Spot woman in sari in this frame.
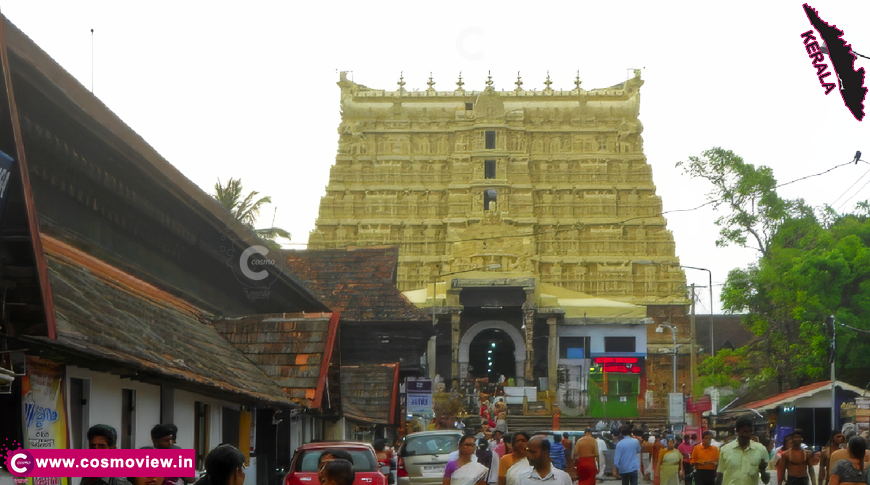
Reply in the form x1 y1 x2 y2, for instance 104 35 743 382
444 435 489 485
498 432 531 485
655 438 683 485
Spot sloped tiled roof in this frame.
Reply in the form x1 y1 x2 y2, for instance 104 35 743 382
735 380 868 412
29 236 291 406
282 247 428 322
214 312 339 408
341 363 400 424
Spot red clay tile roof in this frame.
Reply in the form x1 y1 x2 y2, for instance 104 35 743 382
213 312 339 408
341 363 400 424
33 236 292 406
282 247 428 322
736 381 831 411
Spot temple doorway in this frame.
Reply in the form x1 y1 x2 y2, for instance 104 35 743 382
459 320 526 385
468 328 516 381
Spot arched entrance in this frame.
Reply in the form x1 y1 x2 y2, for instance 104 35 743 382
468 329 516 380
458 320 525 384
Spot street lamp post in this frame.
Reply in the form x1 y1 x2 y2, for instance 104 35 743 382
681 266 714 357
657 323 678 393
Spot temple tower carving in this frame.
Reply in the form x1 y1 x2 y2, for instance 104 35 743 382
309 71 686 306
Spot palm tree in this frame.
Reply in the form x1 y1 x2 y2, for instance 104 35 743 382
213 178 291 249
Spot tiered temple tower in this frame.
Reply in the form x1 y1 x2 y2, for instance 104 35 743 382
309 70 686 307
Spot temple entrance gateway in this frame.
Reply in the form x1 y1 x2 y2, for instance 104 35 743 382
458 320 525 385
468 328 516 381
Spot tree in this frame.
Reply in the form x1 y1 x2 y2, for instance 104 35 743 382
677 148 813 257
213 178 291 250
682 149 870 392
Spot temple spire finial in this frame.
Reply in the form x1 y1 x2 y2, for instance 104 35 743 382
515 71 523 92
574 70 582 89
397 71 406 90
456 72 464 90
427 72 436 91
544 71 553 89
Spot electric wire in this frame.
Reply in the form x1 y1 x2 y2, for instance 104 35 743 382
836 175 870 212
830 165 870 207
838 322 870 334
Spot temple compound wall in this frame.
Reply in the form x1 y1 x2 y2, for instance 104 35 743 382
309 71 690 419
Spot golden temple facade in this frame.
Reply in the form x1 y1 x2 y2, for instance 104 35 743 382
308 71 687 306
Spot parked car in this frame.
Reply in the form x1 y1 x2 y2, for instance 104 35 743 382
285 441 389 485
397 430 465 485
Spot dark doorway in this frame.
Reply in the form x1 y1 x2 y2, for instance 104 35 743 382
468 328 515 381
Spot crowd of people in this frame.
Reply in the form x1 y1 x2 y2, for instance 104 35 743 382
80 423 245 485
438 417 870 485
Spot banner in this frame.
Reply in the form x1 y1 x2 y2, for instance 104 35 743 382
21 356 69 485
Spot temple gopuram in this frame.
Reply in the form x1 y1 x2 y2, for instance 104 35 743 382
309 71 690 419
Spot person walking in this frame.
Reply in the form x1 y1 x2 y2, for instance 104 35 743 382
693 432 720 485
828 437 868 485
550 434 567 471
516 436 571 485
614 427 643 485
82 425 132 485
491 431 506 458
499 432 531 485
715 417 769 485
321 460 356 485
595 433 608 482
776 430 815 485
574 428 600 485
444 435 489 485
818 432 845 485
192 444 246 485
680 434 696 485
478 437 501 485
656 438 683 485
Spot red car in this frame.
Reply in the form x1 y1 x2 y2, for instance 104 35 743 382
285 441 389 485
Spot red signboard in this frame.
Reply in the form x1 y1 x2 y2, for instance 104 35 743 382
603 363 642 374
686 395 712 413
594 357 639 364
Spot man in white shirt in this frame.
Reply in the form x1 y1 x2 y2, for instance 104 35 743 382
517 435 572 485
595 433 608 481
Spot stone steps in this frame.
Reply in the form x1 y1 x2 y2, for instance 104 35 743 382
504 414 669 432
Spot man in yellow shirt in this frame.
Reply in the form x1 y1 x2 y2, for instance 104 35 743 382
715 417 770 485
692 432 720 485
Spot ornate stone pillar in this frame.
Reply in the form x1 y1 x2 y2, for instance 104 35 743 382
451 312 461 379
524 310 535 384
547 317 558 393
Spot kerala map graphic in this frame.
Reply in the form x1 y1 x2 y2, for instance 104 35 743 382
803 3 867 121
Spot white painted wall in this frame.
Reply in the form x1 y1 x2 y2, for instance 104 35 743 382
67 366 246 453
558 324 648 354
174 389 240 451
66 365 160 449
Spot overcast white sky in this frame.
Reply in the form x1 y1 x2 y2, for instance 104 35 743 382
1 1 867 313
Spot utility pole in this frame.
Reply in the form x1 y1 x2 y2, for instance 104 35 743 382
690 284 698 423
828 315 836 430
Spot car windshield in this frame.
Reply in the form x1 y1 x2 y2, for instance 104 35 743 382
295 449 377 472
402 434 461 456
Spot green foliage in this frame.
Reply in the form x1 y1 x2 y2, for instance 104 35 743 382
677 148 813 257
685 149 870 392
213 178 291 249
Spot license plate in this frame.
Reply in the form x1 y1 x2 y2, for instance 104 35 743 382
423 465 445 473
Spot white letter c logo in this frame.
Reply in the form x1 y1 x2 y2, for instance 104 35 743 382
10 453 28 474
240 245 269 281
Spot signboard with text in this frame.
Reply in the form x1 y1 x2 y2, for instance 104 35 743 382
406 378 433 415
